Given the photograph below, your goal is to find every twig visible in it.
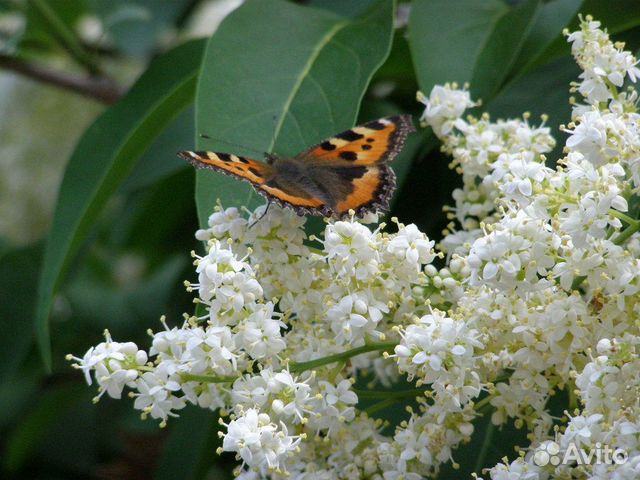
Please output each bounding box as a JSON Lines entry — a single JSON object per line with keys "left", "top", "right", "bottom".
{"left": 0, "top": 53, "right": 123, "bottom": 104}
{"left": 28, "top": 0, "right": 102, "bottom": 74}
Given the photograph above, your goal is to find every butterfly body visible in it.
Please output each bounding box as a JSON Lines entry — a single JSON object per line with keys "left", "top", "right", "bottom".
{"left": 179, "top": 115, "right": 414, "bottom": 218}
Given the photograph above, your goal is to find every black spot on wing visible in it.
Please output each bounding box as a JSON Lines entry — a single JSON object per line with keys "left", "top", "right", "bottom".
{"left": 249, "top": 167, "right": 263, "bottom": 177}
{"left": 217, "top": 153, "right": 232, "bottom": 162}
{"left": 237, "top": 156, "right": 250, "bottom": 164}
{"left": 320, "top": 141, "right": 336, "bottom": 151}
{"left": 362, "top": 144, "right": 372, "bottom": 150}
{"left": 339, "top": 151, "right": 358, "bottom": 161}
{"left": 335, "top": 130, "right": 364, "bottom": 141}
{"left": 332, "top": 166, "right": 368, "bottom": 181}
{"left": 365, "top": 120, "right": 386, "bottom": 130}
{"left": 366, "top": 138, "right": 375, "bottom": 143}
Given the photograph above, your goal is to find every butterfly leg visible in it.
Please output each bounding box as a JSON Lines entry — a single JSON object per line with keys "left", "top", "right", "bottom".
{"left": 249, "top": 200, "right": 271, "bottom": 228}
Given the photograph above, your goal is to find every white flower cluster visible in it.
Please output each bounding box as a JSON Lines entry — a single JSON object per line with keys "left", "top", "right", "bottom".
{"left": 70, "top": 17, "right": 640, "bottom": 479}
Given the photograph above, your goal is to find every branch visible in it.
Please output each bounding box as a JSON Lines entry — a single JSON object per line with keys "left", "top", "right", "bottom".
{"left": 0, "top": 53, "right": 124, "bottom": 104}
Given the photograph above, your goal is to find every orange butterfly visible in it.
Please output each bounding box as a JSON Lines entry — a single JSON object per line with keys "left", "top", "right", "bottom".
{"left": 178, "top": 115, "right": 415, "bottom": 218}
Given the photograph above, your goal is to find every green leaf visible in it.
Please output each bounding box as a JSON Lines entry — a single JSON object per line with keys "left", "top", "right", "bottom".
{"left": 523, "top": 1, "right": 640, "bottom": 74}
{"left": 510, "top": 0, "right": 583, "bottom": 76}
{"left": 194, "top": 0, "right": 395, "bottom": 227}
{"left": 487, "top": 56, "right": 578, "bottom": 161}
{"left": 154, "top": 407, "right": 224, "bottom": 480}
{"left": 19, "top": 0, "right": 86, "bottom": 56}
{"left": 3, "top": 382, "right": 86, "bottom": 472}
{"left": 470, "top": 0, "right": 541, "bottom": 101}
{"left": 0, "top": 244, "right": 42, "bottom": 382}
{"left": 65, "top": 254, "right": 187, "bottom": 329}
{"left": 409, "top": 0, "right": 508, "bottom": 92}
{"left": 409, "top": 0, "right": 542, "bottom": 103}
{"left": 92, "top": 0, "right": 193, "bottom": 57}
{"left": 122, "top": 107, "right": 193, "bottom": 192}
{"left": 35, "top": 39, "right": 205, "bottom": 370}
{"left": 0, "top": 376, "right": 38, "bottom": 428}
{"left": 437, "top": 415, "right": 528, "bottom": 479}
{"left": 582, "top": 0, "right": 640, "bottom": 34}
{"left": 307, "top": 0, "right": 378, "bottom": 17}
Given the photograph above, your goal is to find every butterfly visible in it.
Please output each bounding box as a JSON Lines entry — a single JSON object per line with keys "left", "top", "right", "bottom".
{"left": 178, "top": 115, "right": 415, "bottom": 219}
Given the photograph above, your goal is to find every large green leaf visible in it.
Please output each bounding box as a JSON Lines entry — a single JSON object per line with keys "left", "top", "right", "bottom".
{"left": 522, "top": 0, "right": 640, "bottom": 74}
{"left": 408, "top": 0, "right": 542, "bottom": 103}
{"left": 92, "top": 0, "right": 193, "bottom": 57}
{"left": 154, "top": 407, "right": 225, "bottom": 480}
{"left": 409, "top": 0, "right": 508, "bottom": 92}
{"left": 3, "top": 382, "right": 86, "bottom": 472}
{"left": 121, "top": 107, "right": 193, "bottom": 192}
{"left": 583, "top": 0, "right": 640, "bottom": 34}
{"left": 510, "top": 0, "right": 583, "bottom": 77}
{"left": 470, "top": 0, "right": 541, "bottom": 101}
{"left": 0, "top": 244, "right": 42, "bottom": 382}
{"left": 193, "top": 0, "right": 395, "bottom": 226}
{"left": 19, "top": 0, "right": 86, "bottom": 57}
{"left": 307, "top": 0, "right": 378, "bottom": 17}
{"left": 487, "top": 56, "right": 579, "bottom": 161}
{"left": 34, "top": 39, "right": 205, "bottom": 370}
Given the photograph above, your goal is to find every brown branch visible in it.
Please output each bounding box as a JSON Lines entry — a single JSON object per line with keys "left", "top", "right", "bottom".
{"left": 0, "top": 53, "right": 124, "bottom": 104}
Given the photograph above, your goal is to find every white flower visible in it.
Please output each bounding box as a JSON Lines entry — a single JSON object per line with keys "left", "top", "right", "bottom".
{"left": 235, "top": 303, "right": 286, "bottom": 360}
{"left": 565, "top": 110, "right": 609, "bottom": 165}
{"left": 467, "top": 228, "right": 529, "bottom": 287}
{"left": 487, "top": 151, "right": 552, "bottom": 205}
{"left": 417, "top": 84, "right": 476, "bottom": 137}
{"left": 386, "top": 224, "right": 436, "bottom": 268}
{"left": 132, "top": 371, "right": 186, "bottom": 422}
{"left": 69, "top": 331, "right": 147, "bottom": 400}
{"left": 196, "top": 206, "right": 247, "bottom": 241}
{"left": 222, "top": 409, "right": 300, "bottom": 472}
{"left": 568, "top": 16, "right": 640, "bottom": 105}
{"left": 488, "top": 457, "right": 543, "bottom": 480}
{"left": 232, "top": 369, "right": 313, "bottom": 424}
{"left": 326, "top": 291, "right": 389, "bottom": 345}
{"left": 560, "top": 413, "right": 604, "bottom": 449}
{"left": 394, "top": 310, "right": 483, "bottom": 406}
{"left": 323, "top": 220, "right": 379, "bottom": 280}
{"left": 184, "top": 325, "right": 239, "bottom": 376}
{"left": 194, "top": 240, "right": 263, "bottom": 315}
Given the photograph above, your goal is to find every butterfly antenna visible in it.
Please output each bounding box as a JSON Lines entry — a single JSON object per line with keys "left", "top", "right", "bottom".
{"left": 198, "top": 133, "right": 265, "bottom": 156}
{"left": 249, "top": 201, "right": 271, "bottom": 229}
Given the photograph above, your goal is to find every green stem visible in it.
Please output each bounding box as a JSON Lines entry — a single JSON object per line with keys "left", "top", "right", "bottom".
{"left": 568, "top": 381, "right": 578, "bottom": 411}
{"left": 176, "top": 342, "right": 397, "bottom": 384}
{"left": 354, "top": 388, "right": 425, "bottom": 400}
{"left": 571, "top": 275, "right": 587, "bottom": 291}
{"left": 307, "top": 245, "right": 324, "bottom": 255}
{"left": 29, "top": 0, "right": 101, "bottom": 74}
{"left": 180, "top": 373, "right": 238, "bottom": 384}
{"left": 289, "top": 341, "right": 397, "bottom": 374}
{"left": 614, "top": 222, "right": 640, "bottom": 245}
{"left": 365, "top": 397, "right": 398, "bottom": 415}
{"left": 473, "top": 421, "right": 496, "bottom": 474}
{"left": 609, "top": 209, "right": 639, "bottom": 226}
{"left": 608, "top": 208, "right": 640, "bottom": 245}
{"left": 474, "top": 395, "right": 493, "bottom": 413}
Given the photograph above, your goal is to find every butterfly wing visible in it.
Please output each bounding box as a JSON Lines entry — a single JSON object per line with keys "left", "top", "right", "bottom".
{"left": 296, "top": 115, "right": 415, "bottom": 217}
{"left": 179, "top": 151, "right": 272, "bottom": 185}
{"left": 178, "top": 150, "right": 327, "bottom": 214}
{"left": 301, "top": 114, "right": 415, "bottom": 167}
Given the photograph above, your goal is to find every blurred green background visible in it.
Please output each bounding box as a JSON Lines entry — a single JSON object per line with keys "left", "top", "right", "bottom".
{"left": 1, "top": 0, "right": 639, "bottom": 478}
